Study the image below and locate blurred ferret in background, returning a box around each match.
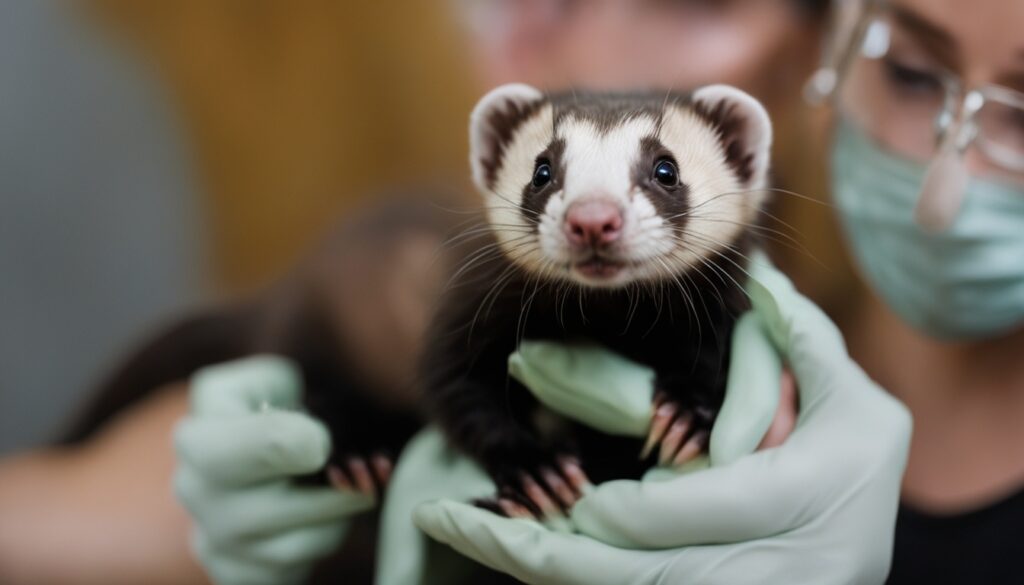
[57,192,465,581]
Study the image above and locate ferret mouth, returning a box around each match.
[572,257,625,280]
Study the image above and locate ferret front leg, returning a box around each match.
[473,445,591,520]
[640,390,716,466]
[641,349,728,468]
[300,381,418,496]
[432,378,591,519]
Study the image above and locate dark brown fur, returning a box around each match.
[691,99,756,185]
[424,89,764,513]
[422,231,754,504]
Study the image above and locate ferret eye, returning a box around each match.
[532,161,552,189]
[653,159,679,188]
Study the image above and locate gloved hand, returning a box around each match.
[173,355,375,585]
[376,427,497,585]
[414,258,913,585]
[507,305,785,469]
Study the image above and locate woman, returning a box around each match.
[824,0,1024,582]
[421,0,1024,583]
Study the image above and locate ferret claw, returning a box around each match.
[521,472,563,518]
[478,455,589,520]
[557,456,591,493]
[641,400,679,459]
[327,453,394,495]
[671,430,708,466]
[540,467,576,507]
[498,498,533,518]
[370,453,393,486]
[658,412,694,465]
[347,457,376,495]
[327,464,354,491]
[643,393,711,467]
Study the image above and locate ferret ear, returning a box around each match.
[691,85,773,190]
[469,83,545,192]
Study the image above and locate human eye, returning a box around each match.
[881,56,946,98]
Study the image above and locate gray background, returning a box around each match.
[0,1,207,453]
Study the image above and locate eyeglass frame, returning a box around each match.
[804,0,1024,175]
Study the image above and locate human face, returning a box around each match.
[461,0,821,108]
[839,0,1024,185]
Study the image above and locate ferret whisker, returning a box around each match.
[445,246,516,291]
[688,186,830,210]
[685,194,808,242]
[685,214,828,270]
[441,228,533,249]
[515,271,544,349]
[470,260,527,342]
[675,232,758,300]
[657,254,708,366]
[621,280,640,335]
[489,191,544,218]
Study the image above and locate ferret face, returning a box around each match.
[469,84,772,288]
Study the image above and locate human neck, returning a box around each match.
[849,294,1024,511]
[848,294,1024,403]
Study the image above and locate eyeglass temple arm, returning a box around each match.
[804,0,885,105]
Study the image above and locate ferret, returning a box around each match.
[423,83,772,517]
[57,198,465,581]
[62,200,455,460]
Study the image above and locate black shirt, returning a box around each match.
[887,487,1024,584]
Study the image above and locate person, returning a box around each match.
[0,1,837,583]
[818,0,1024,582]
[417,0,1024,584]
[175,2,840,583]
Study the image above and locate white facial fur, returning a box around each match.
[470,84,772,288]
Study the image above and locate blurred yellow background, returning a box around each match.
[1,0,852,453]
[86,0,847,296]
[90,0,480,292]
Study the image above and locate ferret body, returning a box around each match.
[423,84,773,515]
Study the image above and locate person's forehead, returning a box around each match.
[888,0,1024,76]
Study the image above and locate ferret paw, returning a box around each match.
[325,452,393,497]
[476,456,591,520]
[640,392,712,467]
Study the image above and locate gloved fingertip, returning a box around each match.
[292,416,334,470]
[327,483,377,512]
[518,340,568,364]
[507,352,526,380]
[171,418,194,456]
[172,467,202,511]
[412,501,453,541]
[191,355,305,415]
[315,422,335,463]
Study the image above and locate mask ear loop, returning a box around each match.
[915,91,983,232]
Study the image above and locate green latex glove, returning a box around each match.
[414,258,913,584]
[173,356,375,585]
[376,427,496,585]
[507,307,782,468]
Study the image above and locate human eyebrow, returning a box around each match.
[995,71,1024,96]
[888,4,961,72]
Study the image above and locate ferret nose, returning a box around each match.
[564,200,623,247]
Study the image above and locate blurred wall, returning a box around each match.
[0,1,205,453]
[1,1,480,452]
[0,0,852,453]
[90,0,479,292]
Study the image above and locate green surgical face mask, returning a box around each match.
[831,120,1024,340]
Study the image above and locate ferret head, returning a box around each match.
[469,84,772,288]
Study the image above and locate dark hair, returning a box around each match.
[794,0,831,18]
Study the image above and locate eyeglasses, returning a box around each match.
[805,0,1024,229]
